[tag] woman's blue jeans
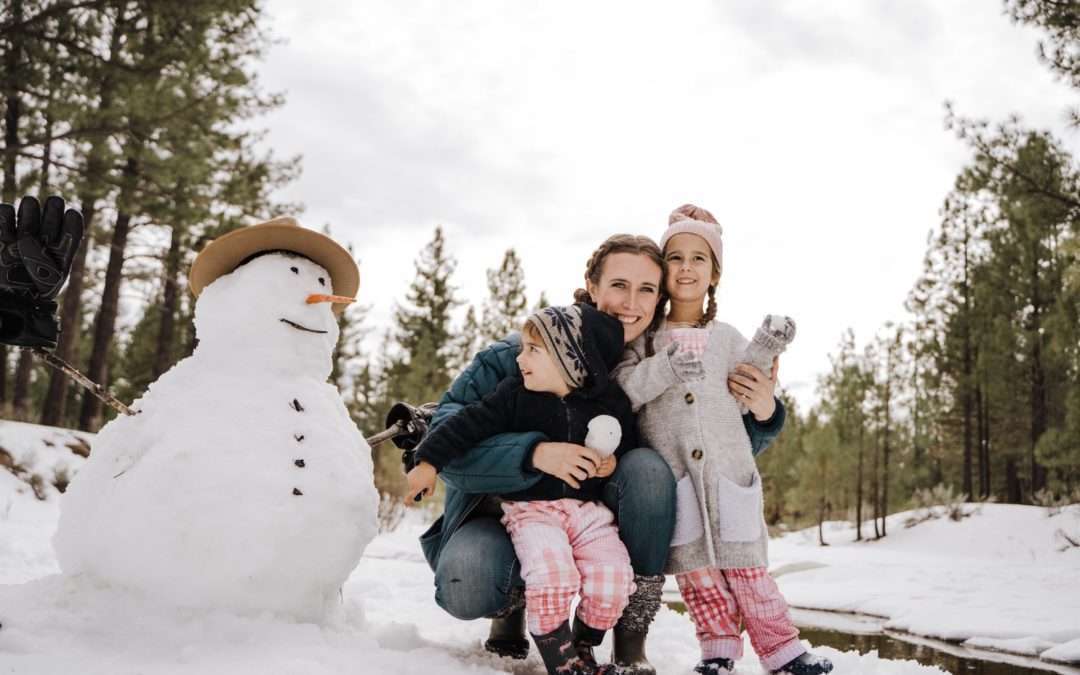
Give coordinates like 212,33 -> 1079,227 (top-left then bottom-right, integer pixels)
433,447 -> 676,620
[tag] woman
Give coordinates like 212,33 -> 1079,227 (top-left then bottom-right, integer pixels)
418,234 -> 785,675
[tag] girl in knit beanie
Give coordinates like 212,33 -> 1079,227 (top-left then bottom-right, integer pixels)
614,204 -> 830,675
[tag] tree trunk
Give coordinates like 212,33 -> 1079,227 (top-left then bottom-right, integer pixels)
855,426 -> 864,541
817,498 -> 827,546
12,348 -> 32,419
981,392 -> 991,499
152,225 -> 181,379
39,8 -> 125,426
1,0 -> 25,410
1006,457 -> 1022,504
1028,238 -> 1048,494
871,433 -> 881,539
78,156 -> 137,431
975,381 -> 986,498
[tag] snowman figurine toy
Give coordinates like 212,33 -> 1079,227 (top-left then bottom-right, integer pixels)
54,217 -> 379,621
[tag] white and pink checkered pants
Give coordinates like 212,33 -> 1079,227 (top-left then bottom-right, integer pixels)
675,566 -> 805,670
501,499 -> 636,635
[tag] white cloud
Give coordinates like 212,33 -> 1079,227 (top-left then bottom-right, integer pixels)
257,0 -> 1077,410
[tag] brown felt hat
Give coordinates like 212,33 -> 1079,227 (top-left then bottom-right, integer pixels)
189,217 -> 359,315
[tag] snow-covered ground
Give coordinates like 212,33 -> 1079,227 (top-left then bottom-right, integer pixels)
766,503 -> 1080,668
2,419 -> 1076,674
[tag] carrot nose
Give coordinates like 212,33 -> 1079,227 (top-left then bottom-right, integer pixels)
306,293 -> 355,306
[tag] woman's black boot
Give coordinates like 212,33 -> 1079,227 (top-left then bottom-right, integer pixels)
483,593 -> 529,660
611,574 -> 664,675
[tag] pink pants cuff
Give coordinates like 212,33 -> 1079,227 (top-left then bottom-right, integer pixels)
676,566 -> 802,668
701,637 -> 743,661
759,638 -> 807,671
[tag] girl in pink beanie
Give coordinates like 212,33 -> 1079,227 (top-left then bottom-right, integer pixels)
615,204 -> 830,675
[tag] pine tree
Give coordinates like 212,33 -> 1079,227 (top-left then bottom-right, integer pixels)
533,290 -> 550,312
453,305 -> 483,373
481,248 -> 528,343
385,226 -> 461,408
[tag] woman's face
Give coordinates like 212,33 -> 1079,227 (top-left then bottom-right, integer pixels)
587,252 -> 663,344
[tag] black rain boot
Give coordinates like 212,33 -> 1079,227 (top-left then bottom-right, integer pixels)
571,614 -> 606,668
774,651 -> 833,675
533,620 -> 614,675
694,657 -> 735,673
483,590 -> 529,660
611,574 -> 664,675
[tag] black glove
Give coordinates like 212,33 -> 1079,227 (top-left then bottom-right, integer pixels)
0,196 -> 84,349
386,401 -> 438,472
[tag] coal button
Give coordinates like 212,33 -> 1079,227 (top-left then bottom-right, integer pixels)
691,448 -> 703,460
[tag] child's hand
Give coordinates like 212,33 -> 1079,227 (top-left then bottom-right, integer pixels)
405,461 -> 438,503
595,454 -> 617,478
667,343 -> 705,382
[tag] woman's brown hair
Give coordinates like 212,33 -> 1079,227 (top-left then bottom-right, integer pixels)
573,234 -> 668,355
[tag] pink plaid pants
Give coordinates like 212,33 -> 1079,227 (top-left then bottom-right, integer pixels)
501,499 -> 636,635
675,566 -> 805,670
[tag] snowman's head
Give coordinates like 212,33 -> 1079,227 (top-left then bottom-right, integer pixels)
193,252 -> 341,379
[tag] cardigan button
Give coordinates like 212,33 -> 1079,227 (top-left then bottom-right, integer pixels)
685,392 -> 695,404
691,448 -> 703,460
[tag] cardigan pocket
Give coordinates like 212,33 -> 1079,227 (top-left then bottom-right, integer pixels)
670,474 -> 705,547
715,471 -> 764,543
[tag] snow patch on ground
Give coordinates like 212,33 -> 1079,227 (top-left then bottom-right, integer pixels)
3,419 -> 1070,672
768,504 -> 1080,666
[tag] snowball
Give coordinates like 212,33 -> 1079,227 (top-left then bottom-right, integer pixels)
584,415 -> 621,457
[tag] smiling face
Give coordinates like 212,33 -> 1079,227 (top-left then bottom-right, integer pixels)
516,326 -> 571,397
193,253 -> 341,378
664,232 -> 720,306
586,252 -> 663,344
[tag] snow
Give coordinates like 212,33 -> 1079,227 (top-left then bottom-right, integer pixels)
766,504 -> 1080,666
51,253 -> 378,621
7,419 -> 1078,672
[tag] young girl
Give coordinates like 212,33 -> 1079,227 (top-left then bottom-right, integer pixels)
615,205 -> 833,675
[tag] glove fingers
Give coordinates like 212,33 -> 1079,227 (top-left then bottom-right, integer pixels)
0,203 -> 32,289
0,204 -> 15,243
57,208 -> 85,269
41,196 -> 64,245
17,196 -> 41,239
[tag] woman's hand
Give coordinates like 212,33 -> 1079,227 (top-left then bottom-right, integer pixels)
728,357 -> 779,421
532,442 -> 602,489
404,461 -> 438,503
595,454 -> 617,478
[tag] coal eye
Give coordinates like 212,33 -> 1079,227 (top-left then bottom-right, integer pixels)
318,277 -> 325,286
290,266 -> 299,274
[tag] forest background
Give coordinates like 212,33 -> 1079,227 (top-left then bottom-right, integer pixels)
1,0 -> 1078,540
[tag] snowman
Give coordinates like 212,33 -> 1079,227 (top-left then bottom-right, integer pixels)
53,217 -> 379,622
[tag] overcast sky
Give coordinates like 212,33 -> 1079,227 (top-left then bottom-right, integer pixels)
255,0 -> 1076,410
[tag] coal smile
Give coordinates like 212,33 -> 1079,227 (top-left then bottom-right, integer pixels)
280,318 -> 328,334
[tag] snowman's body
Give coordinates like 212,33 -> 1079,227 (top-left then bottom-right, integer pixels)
54,253 -> 378,621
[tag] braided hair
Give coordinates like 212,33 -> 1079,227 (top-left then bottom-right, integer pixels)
573,234 -> 667,355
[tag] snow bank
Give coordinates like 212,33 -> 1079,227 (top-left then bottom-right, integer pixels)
770,504 -> 1080,666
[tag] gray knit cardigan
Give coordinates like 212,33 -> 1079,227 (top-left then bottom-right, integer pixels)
615,321 -> 769,573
